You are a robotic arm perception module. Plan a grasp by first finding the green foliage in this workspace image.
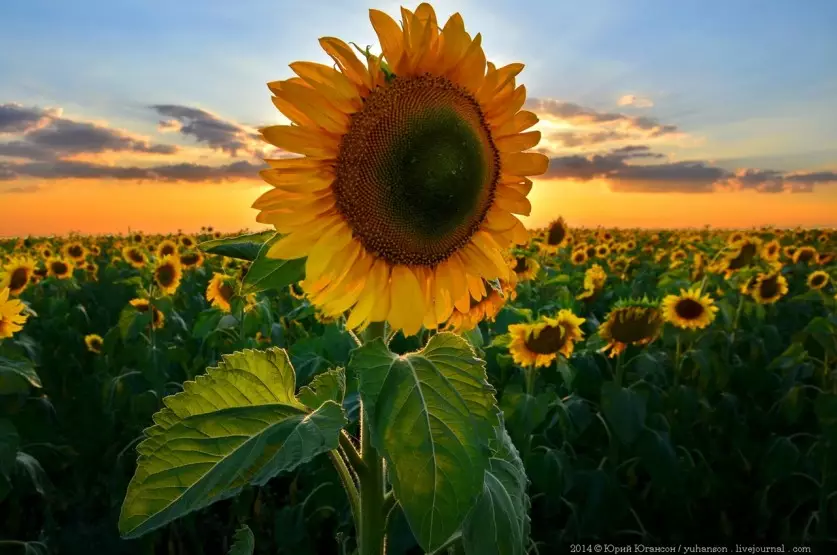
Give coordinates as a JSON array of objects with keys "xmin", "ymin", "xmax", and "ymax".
[{"xmin": 198, "ymin": 231, "xmax": 277, "ymax": 261}]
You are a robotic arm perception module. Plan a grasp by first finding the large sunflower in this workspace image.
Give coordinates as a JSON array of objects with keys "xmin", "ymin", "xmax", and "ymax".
[
  {"xmin": 599, "ymin": 299, "xmax": 663, "ymax": 358},
  {"xmin": 154, "ymin": 255, "xmax": 183, "ymax": 295},
  {"xmin": 254, "ymin": 4, "xmax": 548, "ymax": 336},
  {"xmin": 1, "ymin": 257, "xmax": 36, "ymax": 296},
  {"xmin": 0, "ymin": 287, "xmax": 29, "ymax": 339},
  {"xmin": 508, "ymin": 310, "xmax": 585, "ymax": 367},
  {"xmin": 750, "ymin": 272, "xmax": 789, "ymax": 304},
  {"xmin": 122, "ymin": 246, "xmax": 147, "ymax": 269},
  {"xmin": 661, "ymin": 287, "xmax": 718, "ymax": 330}
]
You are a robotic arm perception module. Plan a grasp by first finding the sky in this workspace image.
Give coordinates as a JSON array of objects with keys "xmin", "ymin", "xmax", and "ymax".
[{"xmin": 1, "ymin": 0, "xmax": 836, "ymax": 236}]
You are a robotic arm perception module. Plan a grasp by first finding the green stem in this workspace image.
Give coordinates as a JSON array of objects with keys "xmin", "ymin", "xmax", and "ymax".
[
  {"xmin": 340, "ymin": 430, "xmax": 364, "ymax": 474},
  {"xmin": 614, "ymin": 353, "xmax": 625, "ymax": 388},
  {"xmin": 329, "ymin": 450, "xmax": 360, "ymax": 529},
  {"xmin": 673, "ymin": 335, "xmax": 682, "ymax": 388},
  {"xmin": 358, "ymin": 321, "xmax": 387, "ymax": 555}
]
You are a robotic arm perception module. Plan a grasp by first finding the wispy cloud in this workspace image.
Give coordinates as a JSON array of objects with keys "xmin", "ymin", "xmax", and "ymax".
[
  {"xmin": 617, "ymin": 94, "xmax": 654, "ymax": 108},
  {"xmin": 151, "ymin": 104, "xmax": 261, "ymax": 157}
]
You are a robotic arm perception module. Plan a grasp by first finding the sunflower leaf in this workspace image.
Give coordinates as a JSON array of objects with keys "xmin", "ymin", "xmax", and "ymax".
[
  {"xmin": 298, "ymin": 367, "xmax": 346, "ymax": 411},
  {"xmin": 199, "ymin": 231, "xmax": 277, "ymax": 261},
  {"xmin": 240, "ymin": 235, "xmax": 306, "ymax": 296},
  {"xmin": 0, "ymin": 356, "xmax": 42, "ymax": 394},
  {"xmin": 352, "ymin": 332, "xmax": 499, "ymax": 552},
  {"xmin": 118, "ymin": 347, "xmax": 347, "ymax": 539},
  {"xmin": 227, "ymin": 524, "xmax": 256, "ymax": 555}
]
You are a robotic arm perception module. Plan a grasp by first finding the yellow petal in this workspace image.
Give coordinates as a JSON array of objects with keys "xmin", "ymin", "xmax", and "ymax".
[
  {"xmin": 495, "ymin": 131, "xmax": 541, "ymax": 153},
  {"xmin": 501, "ymin": 152, "xmax": 550, "ymax": 177},
  {"xmin": 466, "ymin": 273, "xmax": 487, "ymax": 300},
  {"xmin": 369, "ymin": 263, "xmax": 392, "ymax": 323},
  {"xmin": 289, "ymin": 61, "xmax": 362, "ymax": 113},
  {"xmin": 483, "ymin": 206, "xmax": 519, "ymax": 232},
  {"xmin": 432, "ymin": 263, "xmax": 454, "ymax": 324},
  {"xmin": 258, "ymin": 167, "xmax": 334, "ymax": 194},
  {"xmin": 305, "ymin": 221, "xmax": 355, "ymax": 282},
  {"xmin": 370, "ymin": 9, "xmax": 405, "ymax": 73},
  {"xmin": 319, "ymin": 37, "xmax": 371, "ymax": 90},
  {"xmin": 438, "ymin": 13, "xmax": 469, "ymax": 74},
  {"xmin": 493, "ymin": 110, "xmax": 539, "ymax": 137},
  {"xmin": 265, "ymin": 157, "xmax": 330, "ymax": 171},
  {"xmin": 346, "ymin": 259, "xmax": 387, "ymax": 329},
  {"xmin": 444, "ymin": 253, "xmax": 470, "ymax": 312},
  {"xmin": 450, "ymin": 34, "xmax": 486, "ymax": 94},
  {"xmin": 266, "ymin": 216, "xmax": 339, "ymax": 260},
  {"xmin": 271, "ymin": 80, "xmax": 350, "ymax": 135},
  {"xmin": 494, "ymin": 186, "xmax": 532, "ymax": 216},
  {"xmin": 471, "ymin": 231, "xmax": 511, "ymax": 279},
  {"xmin": 260, "ymin": 125, "xmax": 339, "ymax": 158},
  {"xmin": 389, "ymin": 266, "xmax": 425, "ymax": 336}
]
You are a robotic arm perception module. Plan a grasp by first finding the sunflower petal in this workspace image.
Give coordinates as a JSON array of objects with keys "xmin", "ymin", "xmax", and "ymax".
[
  {"xmin": 260, "ymin": 125, "xmax": 339, "ymax": 158},
  {"xmin": 501, "ymin": 152, "xmax": 549, "ymax": 177},
  {"xmin": 389, "ymin": 266, "xmax": 425, "ymax": 336}
]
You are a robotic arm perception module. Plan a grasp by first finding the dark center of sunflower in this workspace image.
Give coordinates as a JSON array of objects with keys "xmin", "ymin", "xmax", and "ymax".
[
  {"xmin": 160, "ymin": 244, "xmax": 176, "ymax": 256},
  {"xmin": 333, "ymin": 74, "xmax": 499, "ymax": 266},
  {"xmin": 43, "ymin": 249, "xmax": 52, "ymax": 258},
  {"xmin": 181, "ymin": 253, "xmax": 198, "ymax": 266},
  {"xmin": 129, "ymin": 250, "xmax": 144, "ymax": 263},
  {"xmin": 68, "ymin": 245, "xmax": 83, "ymax": 258},
  {"xmin": 182, "ymin": 238, "xmax": 194, "ymax": 247},
  {"xmin": 9, "ymin": 268, "xmax": 29, "ymax": 290},
  {"xmin": 797, "ymin": 249, "xmax": 815, "ymax": 263},
  {"xmin": 610, "ymin": 309, "xmax": 661, "ymax": 344},
  {"xmin": 811, "ymin": 274, "xmax": 826, "ymax": 287},
  {"xmin": 133, "ymin": 235, "xmax": 142, "ymax": 243},
  {"xmin": 219, "ymin": 282, "xmax": 234, "ymax": 302},
  {"xmin": 547, "ymin": 223, "xmax": 566, "ymax": 245},
  {"xmin": 524, "ymin": 325, "xmax": 566, "ymax": 355},
  {"xmin": 151, "ymin": 308, "xmax": 162, "ymax": 325},
  {"xmin": 156, "ymin": 264, "xmax": 176, "ymax": 287},
  {"xmin": 674, "ymin": 298, "xmax": 705, "ymax": 321},
  {"xmin": 51, "ymin": 261, "xmax": 68, "ymax": 275},
  {"xmin": 513, "ymin": 256, "xmax": 528, "ymax": 274},
  {"xmin": 586, "ymin": 246, "xmax": 596, "ymax": 258},
  {"xmin": 90, "ymin": 338, "xmax": 102, "ymax": 350},
  {"xmin": 573, "ymin": 252, "xmax": 585, "ymax": 263},
  {"xmin": 134, "ymin": 302, "xmax": 149, "ymax": 312},
  {"xmin": 758, "ymin": 276, "xmax": 780, "ymax": 299}
]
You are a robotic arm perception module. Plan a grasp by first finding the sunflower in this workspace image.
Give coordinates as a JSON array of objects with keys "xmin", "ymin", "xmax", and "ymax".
[
  {"xmin": 661, "ymin": 287, "xmax": 718, "ymax": 330},
  {"xmin": 793, "ymin": 246, "xmax": 817, "ymax": 264},
  {"xmin": 807, "ymin": 270, "xmax": 830, "ymax": 291},
  {"xmin": 289, "ymin": 281, "xmax": 307, "ymax": 300},
  {"xmin": 154, "ymin": 255, "xmax": 183, "ymax": 295},
  {"xmin": 129, "ymin": 298, "xmax": 165, "ymax": 329},
  {"xmin": 1, "ymin": 257, "xmax": 36, "ymax": 296},
  {"xmin": 254, "ymin": 4, "xmax": 548, "ymax": 336},
  {"xmin": 47, "ymin": 257, "xmax": 73, "ymax": 279},
  {"xmin": 63, "ymin": 241, "xmax": 87, "ymax": 262},
  {"xmin": 90, "ymin": 245, "xmax": 101, "ymax": 256},
  {"xmin": 599, "ymin": 299, "xmax": 663, "ymax": 358},
  {"xmin": 212, "ymin": 231, "xmax": 223, "ymax": 239},
  {"xmin": 0, "ymin": 287, "xmax": 29, "ymax": 339},
  {"xmin": 132, "ymin": 233, "xmax": 144, "ymax": 244},
  {"xmin": 445, "ymin": 277, "xmax": 513, "ymax": 331},
  {"xmin": 723, "ymin": 237, "xmax": 761, "ymax": 272},
  {"xmin": 761, "ymin": 239, "xmax": 781, "ymax": 261},
  {"xmin": 540, "ymin": 217, "xmax": 570, "ymax": 252},
  {"xmin": 180, "ymin": 235, "xmax": 197, "ymax": 249},
  {"xmin": 690, "ymin": 252, "xmax": 705, "ymax": 282},
  {"xmin": 508, "ymin": 310, "xmax": 585, "ymax": 367},
  {"xmin": 577, "ymin": 263, "xmax": 606, "ymax": 301},
  {"xmin": 122, "ymin": 246, "xmax": 147, "ymax": 269},
  {"xmin": 39, "ymin": 246, "xmax": 53, "ymax": 259},
  {"xmin": 512, "ymin": 255, "xmax": 540, "ymax": 281},
  {"xmin": 84, "ymin": 333, "xmax": 104, "ymax": 354},
  {"xmin": 85, "ymin": 262, "xmax": 99, "ymax": 281},
  {"xmin": 595, "ymin": 244, "xmax": 611, "ymax": 258},
  {"xmin": 206, "ymin": 273, "xmax": 237, "ymax": 312},
  {"xmin": 179, "ymin": 250, "xmax": 204, "ymax": 269},
  {"xmin": 750, "ymin": 272, "xmax": 789, "ymax": 304},
  {"xmin": 571, "ymin": 249, "xmax": 589, "ymax": 265},
  {"xmin": 819, "ymin": 252, "xmax": 835, "ymax": 266},
  {"xmin": 156, "ymin": 240, "xmax": 179, "ymax": 259}
]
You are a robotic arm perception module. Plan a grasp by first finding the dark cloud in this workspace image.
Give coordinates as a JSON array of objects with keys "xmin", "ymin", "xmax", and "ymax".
[
  {"xmin": 0, "ymin": 159, "xmax": 265, "ymax": 183},
  {"xmin": 0, "ymin": 103, "xmax": 59, "ymax": 134},
  {"xmin": 528, "ymin": 98, "xmax": 679, "ymax": 137},
  {"xmin": 151, "ymin": 104, "xmax": 257, "ymax": 157},
  {"xmin": 716, "ymin": 169, "xmax": 837, "ymax": 194}
]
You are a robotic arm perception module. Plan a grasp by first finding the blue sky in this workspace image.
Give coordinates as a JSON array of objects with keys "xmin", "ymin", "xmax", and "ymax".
[{"xmin": 1, "ymin": 0, "xmax": 836, "ymax": 233}]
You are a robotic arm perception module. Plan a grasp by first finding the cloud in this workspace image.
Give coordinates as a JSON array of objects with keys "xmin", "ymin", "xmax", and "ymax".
[
  {"xmin": 0, "ymin": 159, "xmax": 266, "ymax": 183},
  {"xmin": 617, "ymin": 94, "xmax": 654, "ymax": 108},
  {"xmin": 151, "ymin": 104, "xmax": 259, "ymax": 157},
  {"xmin": 715, "ymin": 168, "xmax": 837, "ymax": 194},
  {"xmin": 527, "ymin": 98, "xmax": 678, "ymax": 138},
  {"xmin": 0, "ymin": 184, "xmax": 40, "ymax": 194},
  {"xmin": 0, "ymin": 103, "xmax": 60, "ymax": 134}
]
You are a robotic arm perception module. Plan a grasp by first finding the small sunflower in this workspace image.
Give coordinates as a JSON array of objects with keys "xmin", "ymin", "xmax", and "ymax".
[
  {"xmin": 85, "ymin": 262, "xmax": 99, "ymax": 281},
  {"xmin": 750, "ymin": 272, "xmax": 789, "ymax": 304},
  {"xmin": 508, "ymin": 309, "xmax": 585, "ymax": 367},
  {"xmin": 289, "ymin": 281, "xmax": 307, "ymax": 300},
  {"xmin": 783, "ymin": 245, "xmax": 797, "ymax": 260},
  {"xmin": 807, "ymin": 270, "xmax": 830, "ymax": 291},
  {"xmin": 129, "ymin": 298, "xmax": 165, "ymax": 329},
  {"xmin": 0, "ymin": 287, "xmax": 29, "ymax": 339},
  {"xmin": 512, "ymin": 255, "xmax": 540, "ymax": 281},
  {"xmin": 817, "ymin": 252, "xmax": 835, "ymax": 266},
  {"xmin": 761, "ymin": 240, "xmax": 781, "ymax": 261},
  {"xmin": 690, "ymin": 252, "xmax": 705, "ymax": 281},
  {"xmin": 122, "ymin": 246, "xmax": 147, "ymax": 269},
  {"xmin": 39, "ymin": 246, "xmax": 53, "ymax": 259},
  {"xmin": 1, "ymin": 257, "xmax": 36, "ymax": 296},
  {"xmin": 571, "ymin": 249, "xmax": 589, "ymax": 265},
  {"xmin": 723, "ymin": 237, "xmax": 761, "ymax": 272},
  {"xmin": 132, "ymin": 233, "xmax": 145, "ymax": 244},
  {"xmin": 206, "ymin": 273, "xmax": 237, "ymax": 312},
  {"xmin": 180, "ymin": 235, "xmax": 197, "ymax": 249},
  {"xmin": 84, "ymin": 333, "xmax": 104, "ymax": 354},
  {"xmin": 63, "ymin": 241, "xmax": 87, "ymax": 262},
  {"xmin": 179, "ymin": 250, "xmax": 204, "ymax": 269},
  {"xmin": 661, "ymin": 287, "xmax": 718, "ymax": 330},
  {"xmin": 254, "ymin": 3, "xmax": 548, "ymax": 336},
  {"xmin": 599, "ymin": 298, "xmax": 663, "ymax": 358},
  {"xmin": 595, "ymin": 244, "xmax": 611, "ymax": 258},
  {"xmin": 793, "ymin": 246, "xmax": 817, "ymax": 264},
  {"xmin": 156, "ymin": 240, "xmax": 179, "ymax": 259},
  {"xmin": 212, "ymin": 231, "xmax": 223, "ymax": 239},
  {"xmin": 47, "ymin": 257, "xmax": 73, "ymax": 279},
  {"xmin": 90, "ymin": 245, "xmax": 101, "ymax": 256},
  {"xmin": 154, "ymin": 255, "xmax": 183, "ymax": 295},
  {"xmin": 540, "ymin": 217, "xmax": 570, "ymax": 252}
]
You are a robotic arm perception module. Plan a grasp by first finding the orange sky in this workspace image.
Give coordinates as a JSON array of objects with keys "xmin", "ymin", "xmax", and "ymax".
[{"xmin": 2, "ymin": 178, "xmax": 834, "ymax": 238}]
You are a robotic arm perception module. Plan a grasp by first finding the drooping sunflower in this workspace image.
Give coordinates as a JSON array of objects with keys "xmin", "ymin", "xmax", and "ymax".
[
  {"xmin": 156, "ymin": 240, "xmax": 179, "ymax": 259},
  {"xmin": 254, "ymin": 3, "xmax": 548, "ymax": 335},
  {"xmin": 819, "ymin": 252, "xmax": 835, "ymax": 266},
  {"xmin": 750, "ymin": 272, "xmax": 789, "ymax": 304},
  {"xmin": 723, "ymin": 237, "xmax": 761, "ymax": 272},
  {"xmin": 1, "ymin": 257, "xmax": 36, "ymax": 296},
  {"xmin": 47, "ymin": 257, "xmax": 73, "ymax": 279},
  {"xmin": 599, "ymin": 298, "xmax": 663, "ymax": 358},
  {"xmin": 122, "ymin": 246, "xmax": 147, "ymax": 269},
  {"xmin": 289, "ymin": 281, "xmax": 307, "ymax": 300},
  {"xmin": 129, "ymin": 298, "xmax": 165, "ymax": 329},
  {"xmin": 540, "ymin": 217, "xmax": 570, "ymax": 253},
  {"xmin": 661, "ymin": 287, "xmax": 718, "ymax": 330},
  {"xmin": 0, "ymin": 287, "xmax": 29, "ymax": 339},
  {"xmin": 508, "ymin": 309, "xmax": 585, "ymax": 367},
  {"xmin": 793, "ymin": 246, "xmax": 817, "ymax": 264},
  {"xmin": 444, "ymin": 277, "xmax": 514, "ymax": 332},
  {"xmin": 807, "ymin": 270, "xmax": 830, "ymax": 291},
  {"xmin": 179, "ymin": 250, "xmax": 204, "ymax": 269},
  {"xmin": 206, "ymin": 273, "xmax": 237, "ymax": 312},
  {"xmin": 84, "ymin": 333, "xmax": 104, "ymax": 354},
  {"xmin": 154, "ymin": 255, "xmax": 183, "ymax": 295},
  {"xmin": 511, "ymin": 255, "xmax": 540, "ymax": 282}
]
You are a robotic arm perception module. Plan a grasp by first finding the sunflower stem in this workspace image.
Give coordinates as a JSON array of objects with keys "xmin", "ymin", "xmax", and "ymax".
[{"xmin": 673, "ymin": 335, "xmax": 682, "ymax": 388}]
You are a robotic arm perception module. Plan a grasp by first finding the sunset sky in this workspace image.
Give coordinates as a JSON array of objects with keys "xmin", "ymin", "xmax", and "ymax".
[{"xmin": 1, "ymin": 0, "xmax": 836, "ymax": 236}]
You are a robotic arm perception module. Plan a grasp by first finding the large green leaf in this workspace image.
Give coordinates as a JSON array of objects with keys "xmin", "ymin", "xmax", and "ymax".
[
  {"xmin": 298, "ymin": 367, "xmax": 346, "ymax": 411},
  {"xmin": 199, "ymin": 230, "xmax": 277, "ymax": 261},
  {"xmin": 227, "ymin": 524, "xmax": 255, "ymax": 555},
  {"xmin": 0, "ymin": 356, "xmax": 42, "ymax": 394},
  {"xmin": 240, "ymin": 234, "xmax": 306, "ymax": 295},
  {"xmin": 353, "ymin": 332, "xmax": 498, "ymax": 552},
  {"xmin": 462, "ymin": 423, "xmax": 531, "ymax": 555},
  {"xmin": 119, "ymin": 348, "xmax": 347, "ymax": 539}
]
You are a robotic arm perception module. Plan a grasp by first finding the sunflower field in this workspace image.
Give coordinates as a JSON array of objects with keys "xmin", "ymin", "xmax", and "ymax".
[{"xmin": 3, "ymin": 3, "xmax": 837, "ymax": 555}]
